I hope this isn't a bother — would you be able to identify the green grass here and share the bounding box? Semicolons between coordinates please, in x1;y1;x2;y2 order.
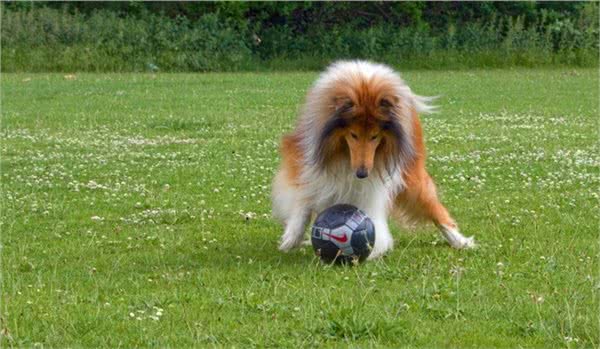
1;69;598;348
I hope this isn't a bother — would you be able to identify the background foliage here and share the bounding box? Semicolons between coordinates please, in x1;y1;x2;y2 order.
2;1;599;71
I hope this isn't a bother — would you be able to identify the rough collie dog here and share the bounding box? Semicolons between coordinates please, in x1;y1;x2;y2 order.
272;60;475;259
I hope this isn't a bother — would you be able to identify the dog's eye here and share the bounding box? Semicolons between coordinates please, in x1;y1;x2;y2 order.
350;132;358;140
380;98;393;108
370;134;379;141
334;98;354;111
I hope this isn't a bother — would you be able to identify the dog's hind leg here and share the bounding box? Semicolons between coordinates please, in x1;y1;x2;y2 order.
395;172;475;249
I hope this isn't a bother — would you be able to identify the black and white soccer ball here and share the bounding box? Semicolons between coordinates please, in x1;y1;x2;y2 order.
311;204;376;264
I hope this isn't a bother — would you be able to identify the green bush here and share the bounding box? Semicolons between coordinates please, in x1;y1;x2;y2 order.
1;7;253;72
1;3;597;72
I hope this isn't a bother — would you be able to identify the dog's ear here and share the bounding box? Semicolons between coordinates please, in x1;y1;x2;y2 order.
379;95;399;109
333;96;353;111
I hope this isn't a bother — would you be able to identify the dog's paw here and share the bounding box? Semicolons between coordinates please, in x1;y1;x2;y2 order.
278;234;303;252
440;225;477;250
450;235;476;249
366;233;393;260
367;250;386;261
367;245;392;260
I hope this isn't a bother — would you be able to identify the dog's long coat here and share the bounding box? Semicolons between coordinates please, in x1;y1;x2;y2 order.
272;61;475;259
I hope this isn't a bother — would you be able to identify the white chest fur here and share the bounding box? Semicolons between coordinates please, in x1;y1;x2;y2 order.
301;165;402;219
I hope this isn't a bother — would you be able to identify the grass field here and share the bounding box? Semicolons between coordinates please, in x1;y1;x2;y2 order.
1;69;598;348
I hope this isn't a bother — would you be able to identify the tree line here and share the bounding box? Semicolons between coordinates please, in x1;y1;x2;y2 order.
2;1;597;71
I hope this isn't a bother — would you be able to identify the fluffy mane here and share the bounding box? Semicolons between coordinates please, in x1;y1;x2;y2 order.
297;60;434;179
272;60;475;258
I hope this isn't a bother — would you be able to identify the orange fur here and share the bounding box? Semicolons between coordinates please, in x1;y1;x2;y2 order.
272;60;474;255
283;78;456;228
322;77;403;177
280;133;303;186
393;109;456;228
343;120;383;176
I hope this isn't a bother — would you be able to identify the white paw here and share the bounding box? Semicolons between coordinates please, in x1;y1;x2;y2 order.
278;233;304;252
450;235;476;249
367;249;386;260
367;244;392;260
368;220;393;260
440;225;476;250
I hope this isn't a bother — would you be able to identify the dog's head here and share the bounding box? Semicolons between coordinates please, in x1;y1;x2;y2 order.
311;62;424;179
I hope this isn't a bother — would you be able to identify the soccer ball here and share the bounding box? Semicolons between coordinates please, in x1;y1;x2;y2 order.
311;204;375;264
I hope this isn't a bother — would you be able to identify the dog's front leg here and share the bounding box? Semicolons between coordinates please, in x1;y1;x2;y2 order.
367;217;394;260
279;205;311;252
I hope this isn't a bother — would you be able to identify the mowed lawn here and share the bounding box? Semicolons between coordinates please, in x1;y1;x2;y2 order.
1;69;598;348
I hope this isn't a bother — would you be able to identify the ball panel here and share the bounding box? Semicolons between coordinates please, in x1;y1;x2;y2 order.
311;239;340;263
313;204;357;228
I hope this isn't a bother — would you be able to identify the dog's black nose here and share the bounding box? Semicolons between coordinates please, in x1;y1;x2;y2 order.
356;167;369;179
